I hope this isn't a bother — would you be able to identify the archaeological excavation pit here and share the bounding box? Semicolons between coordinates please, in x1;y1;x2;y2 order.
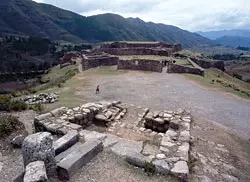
27;101;192;181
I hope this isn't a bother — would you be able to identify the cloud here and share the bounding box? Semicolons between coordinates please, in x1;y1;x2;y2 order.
33;0;250;31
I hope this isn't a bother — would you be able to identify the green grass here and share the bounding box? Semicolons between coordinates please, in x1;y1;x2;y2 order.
185;68;250;99
33;65;79;91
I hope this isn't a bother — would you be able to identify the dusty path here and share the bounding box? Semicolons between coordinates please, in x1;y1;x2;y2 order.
76;68;250;139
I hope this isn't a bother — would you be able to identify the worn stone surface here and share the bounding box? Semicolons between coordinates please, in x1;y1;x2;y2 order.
103;134;119;147
22;132;56;177
111;138;143;157
23;161;48;182
142;144;159;156
79;130;107;141
125;152;150;168
57;140;103;181
11;135;25;148
153;159;170;174
53;130;79;155
171;161;189;179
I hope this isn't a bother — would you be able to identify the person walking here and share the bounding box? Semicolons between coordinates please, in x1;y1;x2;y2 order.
96;85;100;94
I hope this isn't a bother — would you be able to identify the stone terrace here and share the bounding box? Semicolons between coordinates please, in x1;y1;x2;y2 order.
31;101;192;181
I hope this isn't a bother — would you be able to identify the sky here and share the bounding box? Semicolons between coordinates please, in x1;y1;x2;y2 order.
34;0;250;32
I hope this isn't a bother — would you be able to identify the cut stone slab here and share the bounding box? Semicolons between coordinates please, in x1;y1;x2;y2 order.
24;161;48;182
79;130;107;141
153;159;170;174
53;130;79;155
22;132;56;177
125;152;151;168
142;144;159;156
103;134;119;147
171;160;189;179
57;140;103;181
177;142;190;161
111;138;143;157
55;142;82;163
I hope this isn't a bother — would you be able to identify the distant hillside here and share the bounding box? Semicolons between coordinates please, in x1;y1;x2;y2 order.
215;36;250;48
0;0;213;47
197;29;250;40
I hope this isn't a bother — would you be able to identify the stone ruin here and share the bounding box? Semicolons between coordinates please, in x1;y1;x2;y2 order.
15;100;192;182
82;53;119;71
96;42;181;56
21;93;59;105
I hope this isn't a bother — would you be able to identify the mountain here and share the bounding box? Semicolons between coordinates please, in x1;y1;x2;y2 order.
215;36;250;48
197;29;250;40
0;0;213;47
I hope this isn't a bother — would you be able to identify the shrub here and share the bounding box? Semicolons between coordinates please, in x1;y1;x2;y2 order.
9;100;27;111
232;73;242;80
0;95;11;111
29;103;44;112
0;115;22;137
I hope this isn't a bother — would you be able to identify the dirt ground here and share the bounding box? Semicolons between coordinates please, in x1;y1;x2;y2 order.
72;66;250;139
1;66;250;181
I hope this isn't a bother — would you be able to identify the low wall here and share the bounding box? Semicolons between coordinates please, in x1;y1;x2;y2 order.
167;63;204;76
100;42;182;51
82;56;119;71
190;57;225;71
98;48;171;56
117;59;163;72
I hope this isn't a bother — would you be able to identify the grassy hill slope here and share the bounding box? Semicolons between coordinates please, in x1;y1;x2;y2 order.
0;0;213;47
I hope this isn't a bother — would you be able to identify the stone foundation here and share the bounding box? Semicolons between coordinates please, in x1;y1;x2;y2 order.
190;57;225;71
167;63;204;76
118;59;163;72
32;101;191;181
82;54;119;71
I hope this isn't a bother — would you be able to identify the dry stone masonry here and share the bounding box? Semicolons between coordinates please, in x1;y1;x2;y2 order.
21;93;59;105
31;101;192;181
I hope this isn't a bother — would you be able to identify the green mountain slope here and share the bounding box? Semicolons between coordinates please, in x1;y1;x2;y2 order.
0;0;213;47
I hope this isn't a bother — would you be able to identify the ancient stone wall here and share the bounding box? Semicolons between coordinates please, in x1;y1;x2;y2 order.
82;55;119;71
100;42;182;51
167;63;204;76
190;57;225;71
97;48;171;56
117;59;163;72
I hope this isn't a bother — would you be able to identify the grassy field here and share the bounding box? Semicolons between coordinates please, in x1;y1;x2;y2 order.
33;65;79;92
185;68;250;99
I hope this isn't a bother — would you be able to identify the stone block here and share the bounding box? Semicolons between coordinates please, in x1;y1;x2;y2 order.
153;159;170;174
55;142;82;163
53;130;79;155
57;140;103;181
170;160;189;180
34;113;52;122
125;152;151;168
24;161;48;182
142;144;159;156
50;107;68;117
22;132;56;177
